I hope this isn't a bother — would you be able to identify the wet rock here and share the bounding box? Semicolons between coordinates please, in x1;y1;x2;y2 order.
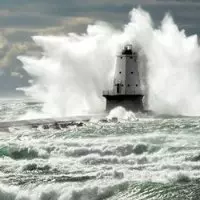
38;165;51;171
76;122;84;127
60;123;68;128
110;117;118;122
113;170;124;179
23;164;51;172
187;154;200;162
31;124;38;128
133;144;148;155
52;122;61;130
23;163;37;171
175;173;191;184
42;124;49;129
100;119;108;123
10;148;38;160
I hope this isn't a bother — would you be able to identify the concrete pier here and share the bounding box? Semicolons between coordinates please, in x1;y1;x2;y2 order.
0;114;106;132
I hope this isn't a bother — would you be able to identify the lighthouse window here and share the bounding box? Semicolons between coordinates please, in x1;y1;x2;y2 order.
121;57;122;59
131;72;133;74
127;84;130;87
116;84;120;93
136;84;138;87
119;72;121;74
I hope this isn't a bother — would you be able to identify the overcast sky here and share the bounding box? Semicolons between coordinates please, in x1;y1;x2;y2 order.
0;0;199;96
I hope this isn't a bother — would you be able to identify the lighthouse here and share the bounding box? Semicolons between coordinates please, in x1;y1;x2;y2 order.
103;44;144;112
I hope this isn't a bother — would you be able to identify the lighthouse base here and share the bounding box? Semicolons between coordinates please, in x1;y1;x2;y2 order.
103;95;144;113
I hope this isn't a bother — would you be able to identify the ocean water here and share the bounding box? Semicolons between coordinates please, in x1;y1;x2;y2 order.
1;99;200;200
2;7;200;200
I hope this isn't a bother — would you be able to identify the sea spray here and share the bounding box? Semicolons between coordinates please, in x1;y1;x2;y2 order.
18;25;122;117
18;8;200;117
142;15;200;116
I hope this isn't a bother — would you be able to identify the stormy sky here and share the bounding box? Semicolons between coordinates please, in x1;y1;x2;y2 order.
0;0;199;96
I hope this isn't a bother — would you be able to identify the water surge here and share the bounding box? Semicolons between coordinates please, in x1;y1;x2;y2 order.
18;8;200;117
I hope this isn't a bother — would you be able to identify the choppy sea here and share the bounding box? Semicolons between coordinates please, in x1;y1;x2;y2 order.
0;98;200;200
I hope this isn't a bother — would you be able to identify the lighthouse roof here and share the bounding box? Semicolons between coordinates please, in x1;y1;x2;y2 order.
122;44;133;55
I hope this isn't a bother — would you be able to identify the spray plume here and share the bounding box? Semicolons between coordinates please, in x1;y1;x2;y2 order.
18;8;200;117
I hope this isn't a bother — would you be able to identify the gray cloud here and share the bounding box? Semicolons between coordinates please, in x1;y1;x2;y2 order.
0;13;60;28
0;0;199;31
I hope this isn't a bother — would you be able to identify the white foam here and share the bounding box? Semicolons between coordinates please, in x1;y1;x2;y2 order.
107;106;137;121
0;181;129;200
